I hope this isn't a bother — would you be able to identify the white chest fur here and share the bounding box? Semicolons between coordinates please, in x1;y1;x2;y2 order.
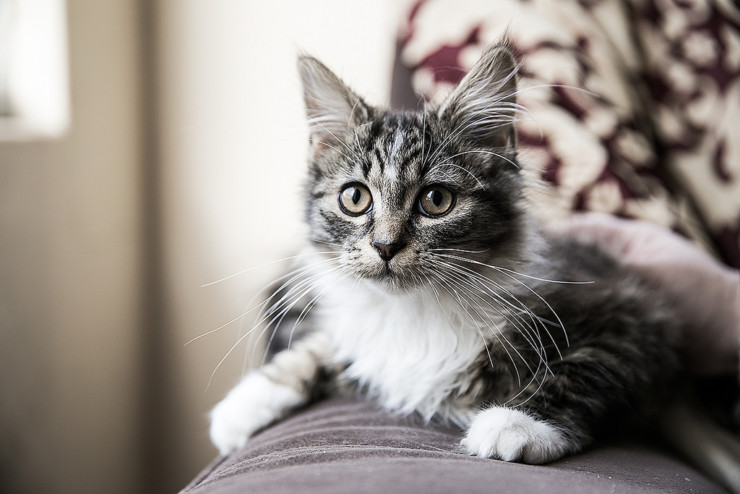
316;278;488;424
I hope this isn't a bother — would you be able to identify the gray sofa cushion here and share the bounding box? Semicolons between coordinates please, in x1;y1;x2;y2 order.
182;396;724;494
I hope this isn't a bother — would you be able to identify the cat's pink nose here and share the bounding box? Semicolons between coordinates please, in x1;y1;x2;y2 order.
372;241;405;262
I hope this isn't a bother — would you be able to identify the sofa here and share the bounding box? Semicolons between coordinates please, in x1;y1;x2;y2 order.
182;1;740;492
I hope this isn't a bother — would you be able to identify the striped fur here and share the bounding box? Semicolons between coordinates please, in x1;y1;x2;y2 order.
210;45;683;463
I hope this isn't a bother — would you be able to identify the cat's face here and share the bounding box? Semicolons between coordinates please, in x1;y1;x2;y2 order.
299;46;528;290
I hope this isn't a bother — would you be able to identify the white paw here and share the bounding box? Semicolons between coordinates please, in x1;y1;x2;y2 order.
209;372;304;455
461;407;571;464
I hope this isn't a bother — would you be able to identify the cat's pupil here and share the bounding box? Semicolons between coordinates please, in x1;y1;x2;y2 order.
431;190;443;207
352;188;361;205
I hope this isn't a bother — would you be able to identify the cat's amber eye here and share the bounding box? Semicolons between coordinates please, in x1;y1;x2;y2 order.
418;186;455;217
338;184;373;216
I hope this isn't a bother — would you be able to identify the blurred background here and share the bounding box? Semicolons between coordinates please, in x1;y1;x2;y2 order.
4;1;739;493
0;1;408;492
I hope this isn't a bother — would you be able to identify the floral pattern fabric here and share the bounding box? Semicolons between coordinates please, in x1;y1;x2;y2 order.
397;0;740;268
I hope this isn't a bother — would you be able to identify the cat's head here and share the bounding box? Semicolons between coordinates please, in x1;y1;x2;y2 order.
298;45;532;291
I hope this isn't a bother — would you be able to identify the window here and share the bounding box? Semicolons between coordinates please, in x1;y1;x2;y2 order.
0;0;69;139
0;0;14;116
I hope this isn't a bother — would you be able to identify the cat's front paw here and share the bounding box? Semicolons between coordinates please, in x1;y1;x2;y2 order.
209;372;304;455
461;407;571;464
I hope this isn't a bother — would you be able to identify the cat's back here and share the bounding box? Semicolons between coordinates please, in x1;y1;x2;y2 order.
533;234;683;361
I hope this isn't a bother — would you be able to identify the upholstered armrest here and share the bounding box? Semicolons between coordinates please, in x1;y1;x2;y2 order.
181;397;724;494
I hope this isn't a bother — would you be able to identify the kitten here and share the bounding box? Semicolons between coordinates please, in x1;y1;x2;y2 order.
209;44;682;463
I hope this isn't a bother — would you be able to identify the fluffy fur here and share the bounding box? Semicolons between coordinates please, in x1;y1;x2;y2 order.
209;44;683;463
318;277;488;425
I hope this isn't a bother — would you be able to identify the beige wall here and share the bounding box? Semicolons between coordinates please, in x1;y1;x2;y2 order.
0;1;409;492
152;0;407;489
0;1;143;493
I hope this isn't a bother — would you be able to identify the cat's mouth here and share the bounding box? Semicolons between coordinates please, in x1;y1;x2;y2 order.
381;261;394;274
341;244;425;290
364;262;398;280
359;259;422;291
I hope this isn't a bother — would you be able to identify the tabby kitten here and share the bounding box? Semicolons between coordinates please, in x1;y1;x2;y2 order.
209;45;681;463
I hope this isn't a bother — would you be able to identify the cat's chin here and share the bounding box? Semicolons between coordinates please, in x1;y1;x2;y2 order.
358;272;424;295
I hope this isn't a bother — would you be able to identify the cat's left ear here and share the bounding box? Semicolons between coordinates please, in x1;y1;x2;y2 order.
438;44;518;151
298;55;371;155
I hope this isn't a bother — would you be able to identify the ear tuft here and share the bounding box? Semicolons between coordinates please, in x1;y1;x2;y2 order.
297;55;370;152
438;44;519;150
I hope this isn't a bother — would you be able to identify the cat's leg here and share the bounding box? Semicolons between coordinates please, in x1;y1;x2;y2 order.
209;331;335;455
462;340;676;463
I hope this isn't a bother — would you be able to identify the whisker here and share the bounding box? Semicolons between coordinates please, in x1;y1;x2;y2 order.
433;253;569;351
431;269;530;385
431;259;542;353
419;271;459;331
189;257;339;349
431;272;500;375
251;259;348;362
495;266;594;285
428;261;542;378
427;254;560;373
443;149;519;171
244;263;346;377
429;247;489;254
203;259;343;389
201;250;339;287
278;268;353;361
420;110;428;169
309;238;343;248
430;163;487;188
185;300;268;347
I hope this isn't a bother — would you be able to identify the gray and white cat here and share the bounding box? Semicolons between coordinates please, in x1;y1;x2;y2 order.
209;45;682;463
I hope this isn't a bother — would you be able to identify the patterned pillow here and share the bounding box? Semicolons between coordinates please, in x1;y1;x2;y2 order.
397;0;740;268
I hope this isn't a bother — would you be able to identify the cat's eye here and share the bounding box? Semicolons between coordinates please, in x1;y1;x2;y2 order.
418;186;455;217
338;183;373;216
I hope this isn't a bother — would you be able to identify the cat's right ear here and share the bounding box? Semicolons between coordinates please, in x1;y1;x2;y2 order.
297;56;370;156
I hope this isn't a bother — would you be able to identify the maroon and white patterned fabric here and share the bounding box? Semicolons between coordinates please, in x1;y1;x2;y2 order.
397;0;740;268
